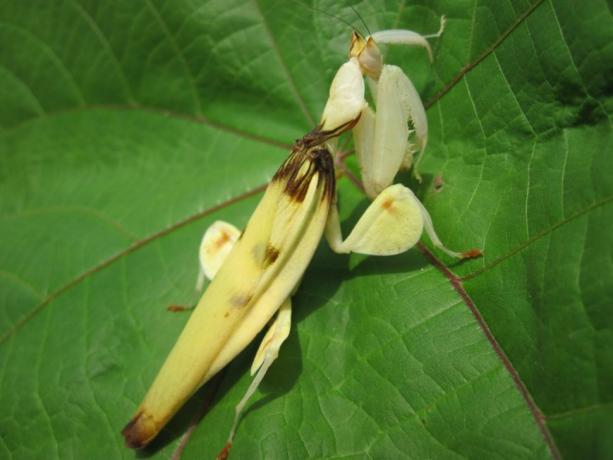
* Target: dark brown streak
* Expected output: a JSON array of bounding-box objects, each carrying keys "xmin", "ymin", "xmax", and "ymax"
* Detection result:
[
  {"xmin": 314, "ymin": 148, "xmax": 337, "ymax": 204},
  {"xmin": 263, "ymin": 244, "xmax": 280, "ymax": 266},
  {"xmin": 0, "ymin": 183, "xmax": 268, "ymax": 344},
  {"xmin": 273, "ymin": 146, "xmax": 336, "ymax": 204},
  {"xmin": 416, "ymin": 242, "xmax": 562, "ymax": 459},
  {"xmin": 275, "ymin": 156, "xmax": 313, "ymax": 202},
  {"xmin": 424, "ymin": 0, "xmax": 545, "ymax": 110},
  {"xmin": 295, "ymin": 116, "xmax": 361, "ymax": 151}
]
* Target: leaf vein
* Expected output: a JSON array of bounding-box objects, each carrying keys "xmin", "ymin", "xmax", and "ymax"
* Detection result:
[
  {"xmin": 0, "ymin": 183, "xmax": 267, "ymax": 344},
  {"xmin": 251, "ymin": 0, "xmax": 315, "ymax": 126},
  {"xmin": 142, "ymin": 0, "xmax": 204, "ymax": 116},
  {"xmin": 425, "ymin": 0, "xmax": 545, "ymax": 110},
  {"xmin": 417, "ymin": 243, "xmax": 562, "ymax": 459},
  {"xmin": 69, "ymin": 0, "xmax": 135, "ymax": 103},
  {"xmin": 462, "ymin": 195, "xmax": 613, "ymax": 281},
  {"xmin": 0, "ymin": 21, "xmax": 86, "ymax": 105},
  {"xmin": 0, "ymin": 104, "xmax": 293, "ymax": 150}
]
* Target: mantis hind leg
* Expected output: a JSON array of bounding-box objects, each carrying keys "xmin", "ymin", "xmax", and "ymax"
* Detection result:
[
  {"xmin": 220, "ymin": 299, "xmax": 292, "ymax": 457},
  {"xmin": 325, "ymin": 184, "xmax": 481, "ymax": 259}
]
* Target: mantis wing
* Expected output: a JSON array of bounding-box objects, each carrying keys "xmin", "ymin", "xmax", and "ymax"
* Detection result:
[
  {"xmin": 123, "ymin": 146, "xmax": 335, "ymax": 448},
  {"xmin": 198, "ymin": 220, "xmax": 294, "ymax": 456}
]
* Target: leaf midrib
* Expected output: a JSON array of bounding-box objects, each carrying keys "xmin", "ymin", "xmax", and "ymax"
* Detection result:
[{"xmin": 0, "ymin": 184, "xmax": 267, "ymax": 344}]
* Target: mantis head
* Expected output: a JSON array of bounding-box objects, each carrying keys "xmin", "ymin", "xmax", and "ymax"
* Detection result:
[{"xmin": 349, "ymin": 31, "xmax": 382, "ymax": 79}]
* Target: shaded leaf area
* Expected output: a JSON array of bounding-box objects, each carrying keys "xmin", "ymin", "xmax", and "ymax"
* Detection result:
[{"xmin": 0, "ymin": 0, "xmax": 611, "ymax": 459}]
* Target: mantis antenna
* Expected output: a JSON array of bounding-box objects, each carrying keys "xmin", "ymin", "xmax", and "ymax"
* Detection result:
[
  {"xmin": 348, "ymin": 4, "xmax": 372, "ymax": 36},
  {"xmin": 302, "ymin": 3, "xmax": 367, "ymax": 37}
]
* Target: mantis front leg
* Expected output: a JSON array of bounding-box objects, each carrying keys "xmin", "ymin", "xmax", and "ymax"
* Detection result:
[
  {"xmin": 354, "ymin": 65, "xmax": 428, "ymax": 198},
  {"xmin": 321, "ymin": 19, "xmax": 445, "ymax": 194},
  {"xmin": 319, "ymin": 19, "xmax": 480, "ymax": 259}
]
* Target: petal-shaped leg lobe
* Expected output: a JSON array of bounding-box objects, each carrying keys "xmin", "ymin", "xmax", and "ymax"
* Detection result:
[
  {"xmin": 326, "ymin": 184, "xmax": 424, "ymax": 256},
  {"xmin": 197, "ymin": 221, "xmax": 241, "ymax": 288}
]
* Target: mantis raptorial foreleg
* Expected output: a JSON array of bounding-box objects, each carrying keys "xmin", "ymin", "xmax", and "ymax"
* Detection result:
[
  {"xmin": 322, "ymin": 18, "xmax": 446, "ymax": 195},
  {"xmin": 368, "ymin": 15, "xmax": 446, "ymax": 63},
  {"xmin": 360, "ymin": 17, "xmax": 445, "ymax": 183},
  {"xmin": 353, "ymin": 66, "xmax": 427, "ymax": 197}
]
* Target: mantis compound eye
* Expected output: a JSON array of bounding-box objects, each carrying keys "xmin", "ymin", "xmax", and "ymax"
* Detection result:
[
  {"xmin": 350, "ymin": 33, "xmax": 382, "ymax": 79},
  {"xmin": 357, "ymin": 37, "xmax": 383, "ymax": 79}
]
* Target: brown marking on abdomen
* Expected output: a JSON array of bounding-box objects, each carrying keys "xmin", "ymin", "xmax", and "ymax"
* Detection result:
[
  {"xmin": 263, "ymin": 244, "xmax": 280, "ymax": 266},
  {"xmin": 230, "ymin": 293, "xmax": 253, "ymax": 309},
  {"xmin": 381, "ymin": 198, "xmax": 395, "ymax": 211}
]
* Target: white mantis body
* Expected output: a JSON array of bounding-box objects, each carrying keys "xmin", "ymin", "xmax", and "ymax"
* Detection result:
[
  {"xmin": 322, "ymin": 16, "xmax": 446, "ymax": 192},
  {"xmin": 122, "ymin": 17, "xmax": 480, "ymax": 457}
]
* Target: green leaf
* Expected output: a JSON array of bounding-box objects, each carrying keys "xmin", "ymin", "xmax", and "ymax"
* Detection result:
[{"xmin": 0, "ymin": 0, "xmax": 611, "ymax": 459}]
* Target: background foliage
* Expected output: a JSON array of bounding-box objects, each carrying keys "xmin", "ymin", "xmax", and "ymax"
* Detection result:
[{"xmin": 0, "ymin": 0, "xmax": 611, "ymax": 458}]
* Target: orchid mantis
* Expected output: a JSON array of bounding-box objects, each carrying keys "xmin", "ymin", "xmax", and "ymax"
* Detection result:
[
  {"xmin": 122, "ymin": 17, "xmax": 480, "ymax": 457},
  {"xmin": 322, "ymin": 16, "xmax": 445, "ymax": 192}
]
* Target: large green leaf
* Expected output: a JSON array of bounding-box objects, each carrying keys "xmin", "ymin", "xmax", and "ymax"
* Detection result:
[{"xmin": 0, "ymin": 0, "xmax": 611, "ymax": 458}]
